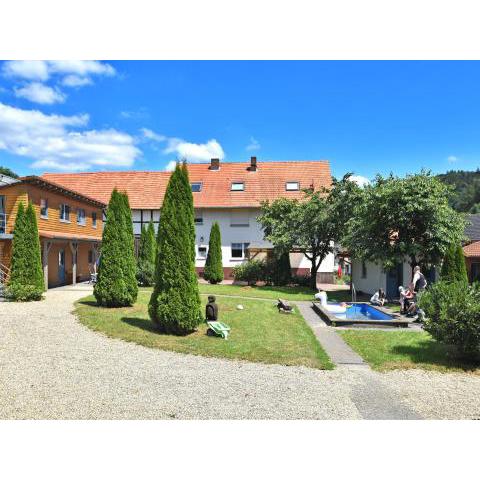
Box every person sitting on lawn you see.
[370,288,386,306]
[402,284,415,315]
[205,295,218,322]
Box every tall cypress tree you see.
[203,221,223,284]
[441,243,469,283]
[118,191,138,301]
[137,221,156,286]
[149,162,202,334]
[8,202,44,301]
[94,189,137,307]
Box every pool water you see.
[332,303,393,321]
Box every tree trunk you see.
[310,260,319,291]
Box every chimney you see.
[248,156,257,171]
[209,158,220,170]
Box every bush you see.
[419,280,480,359]
[149,162,202,334]
[232,260,266,285]
[6,283,43,302]
[441,243,468,283]
[94,189,138,307]
[136,221,156,286]
[8,202,44,301]
[291,273,313,287]
[263,249,292,286]
[203,222,223,284]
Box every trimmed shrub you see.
[149,162,202,334]
[232,260,265,286]
[419,280,480,359]
[291,273,313,288]
[136,221,156,286]
[441,243,468,283]
[264,248,292,286]
[7,202,44,301]
[203,222,223,284]
[94,189,138,307]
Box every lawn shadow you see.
[391,341,480,372]
[77,299,98,307]
[122,316,159,334]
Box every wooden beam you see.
[69,241,78,286]
[42,240,52,291]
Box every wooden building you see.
[0,176,105,289]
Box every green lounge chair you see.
[207,321,231,339]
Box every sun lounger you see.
[207,321,231,339]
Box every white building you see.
[44,157,335,282]
[351,259,438,298]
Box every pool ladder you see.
[351,282,357,303]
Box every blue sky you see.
[1,60,479,180]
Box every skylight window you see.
[286,181,300,191]
[191,182,202,192]
[231,182,245,191]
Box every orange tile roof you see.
[43,160,332,209]
[464,241,480,258]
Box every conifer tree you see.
[441,243,469,283]
[94,189,138,307]
[8,202,44,301]
[271,248,292,286]
[118,191,138,301]
[149,162,202,334]
[203,221,224,284]
[136,221,156,286]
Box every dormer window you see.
[286,181,300,191]
[231,182,245,191]
[191,182,202,192]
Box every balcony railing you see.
[0,213,7,234]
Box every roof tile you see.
[43,160,332,209]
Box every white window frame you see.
[231,242,249,260]
[59,204,70,223]
[286,181,300,191]
[40,198,48,219]
[77,208,86,226]
[231,182,245,191]
[191,182,202,192]
[197,246,207,259]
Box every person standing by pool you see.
[412,266,427,293]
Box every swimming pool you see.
[331,303,394,321]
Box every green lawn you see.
[340,330,480,373]
[76,291,334,370]
[197,283,316,301]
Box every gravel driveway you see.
[0,285,479,420]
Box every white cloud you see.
[14,82,66,104]
[141,127,166,142]
[141,127,225,168]
[349,175,370,187]
[165,160,178,171]
[164,138,225,163]
[447,155,459,163]
[61,75,93,87]
[2,61,49,81]
[246,136,260,151]
[2,61,115,93]
[0,102,140,171]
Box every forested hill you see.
[437,169,480,213]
